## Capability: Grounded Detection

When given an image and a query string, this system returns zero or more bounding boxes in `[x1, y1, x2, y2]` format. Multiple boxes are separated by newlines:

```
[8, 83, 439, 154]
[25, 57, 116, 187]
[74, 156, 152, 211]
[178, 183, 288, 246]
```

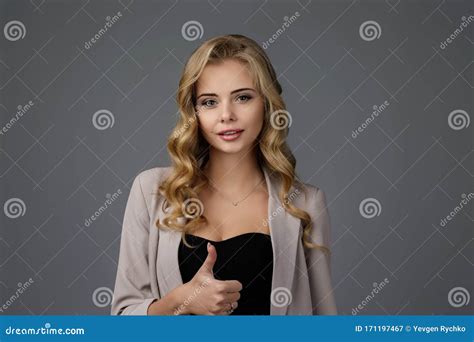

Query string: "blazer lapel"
[156, 166, 301, 315]
[263, 167, 301, 315]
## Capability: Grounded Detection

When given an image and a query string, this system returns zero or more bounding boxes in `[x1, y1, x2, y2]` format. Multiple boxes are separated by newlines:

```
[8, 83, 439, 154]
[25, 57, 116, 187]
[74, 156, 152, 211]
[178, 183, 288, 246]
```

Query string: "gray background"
[0, 0, 472, 315]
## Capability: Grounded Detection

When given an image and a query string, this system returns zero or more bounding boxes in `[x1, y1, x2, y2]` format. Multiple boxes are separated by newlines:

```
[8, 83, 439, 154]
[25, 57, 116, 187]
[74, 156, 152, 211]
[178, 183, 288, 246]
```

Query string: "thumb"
[199, 242, 217, 277]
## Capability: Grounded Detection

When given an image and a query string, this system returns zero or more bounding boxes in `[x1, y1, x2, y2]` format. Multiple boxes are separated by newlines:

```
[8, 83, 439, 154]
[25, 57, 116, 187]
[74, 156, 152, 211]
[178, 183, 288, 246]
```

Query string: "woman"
[111, 34, 337, 316]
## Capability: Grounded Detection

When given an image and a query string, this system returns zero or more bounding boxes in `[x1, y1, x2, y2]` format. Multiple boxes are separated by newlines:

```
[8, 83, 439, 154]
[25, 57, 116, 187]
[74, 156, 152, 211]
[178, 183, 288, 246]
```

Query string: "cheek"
[247, 103, 265, 131]
[197, 115, 215, 138]
[197, 114, 209, 129]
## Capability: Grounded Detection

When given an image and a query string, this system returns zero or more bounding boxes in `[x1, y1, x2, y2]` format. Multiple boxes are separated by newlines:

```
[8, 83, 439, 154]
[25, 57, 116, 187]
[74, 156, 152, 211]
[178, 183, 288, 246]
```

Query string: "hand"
[177, 242, 242, 315]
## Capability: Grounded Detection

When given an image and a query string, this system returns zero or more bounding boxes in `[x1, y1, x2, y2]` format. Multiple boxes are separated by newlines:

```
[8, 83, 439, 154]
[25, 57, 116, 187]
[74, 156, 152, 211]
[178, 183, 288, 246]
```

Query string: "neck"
[202, 147, 265, 193]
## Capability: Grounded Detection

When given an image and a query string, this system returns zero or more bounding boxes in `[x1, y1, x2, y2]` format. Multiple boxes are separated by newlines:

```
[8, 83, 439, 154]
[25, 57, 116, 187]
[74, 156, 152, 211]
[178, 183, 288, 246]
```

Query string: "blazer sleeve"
[110, 173, 158, 315]
[305, 187, 338, 315]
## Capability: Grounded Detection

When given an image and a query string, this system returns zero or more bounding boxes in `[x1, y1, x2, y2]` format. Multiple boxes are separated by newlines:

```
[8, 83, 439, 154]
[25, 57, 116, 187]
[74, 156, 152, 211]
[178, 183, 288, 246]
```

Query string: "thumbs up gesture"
[179, 242, 242, 315]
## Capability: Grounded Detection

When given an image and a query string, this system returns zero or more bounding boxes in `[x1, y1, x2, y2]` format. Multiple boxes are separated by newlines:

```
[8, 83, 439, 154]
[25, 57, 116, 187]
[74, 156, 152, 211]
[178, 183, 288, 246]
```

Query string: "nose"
[219, 100, 236, 122]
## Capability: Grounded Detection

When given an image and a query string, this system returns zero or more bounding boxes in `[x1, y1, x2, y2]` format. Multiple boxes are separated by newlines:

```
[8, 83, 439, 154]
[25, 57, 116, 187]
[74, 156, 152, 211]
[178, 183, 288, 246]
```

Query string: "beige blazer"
[111, 166, 337, 315]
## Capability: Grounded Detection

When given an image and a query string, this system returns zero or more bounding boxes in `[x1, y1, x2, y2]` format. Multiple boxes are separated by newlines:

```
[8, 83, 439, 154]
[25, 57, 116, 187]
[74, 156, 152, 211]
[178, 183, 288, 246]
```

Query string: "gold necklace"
[208, 176, 265, 206]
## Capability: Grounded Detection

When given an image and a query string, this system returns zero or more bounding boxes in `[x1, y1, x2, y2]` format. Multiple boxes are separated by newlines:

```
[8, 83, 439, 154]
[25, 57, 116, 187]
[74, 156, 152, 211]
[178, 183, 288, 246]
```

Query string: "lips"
[218, 129, 244, 135]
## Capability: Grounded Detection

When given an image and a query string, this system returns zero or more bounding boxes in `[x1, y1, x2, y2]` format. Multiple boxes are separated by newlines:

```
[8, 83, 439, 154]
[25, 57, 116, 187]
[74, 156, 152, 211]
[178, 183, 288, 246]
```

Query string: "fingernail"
[207, 242, 211, 249]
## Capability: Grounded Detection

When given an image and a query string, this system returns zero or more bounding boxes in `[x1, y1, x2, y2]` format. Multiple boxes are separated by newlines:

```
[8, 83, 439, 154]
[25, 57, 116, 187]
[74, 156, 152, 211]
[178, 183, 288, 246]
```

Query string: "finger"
[222, 291, 240, 303]
[216, 279, 243, 292]
[217, 301, 239, 315]
[199, 242, 217, 275]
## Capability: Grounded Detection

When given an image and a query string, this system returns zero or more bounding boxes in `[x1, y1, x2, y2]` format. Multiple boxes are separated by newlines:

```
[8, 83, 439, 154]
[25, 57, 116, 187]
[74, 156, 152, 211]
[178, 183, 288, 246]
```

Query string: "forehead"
[196, 59, 255, 94]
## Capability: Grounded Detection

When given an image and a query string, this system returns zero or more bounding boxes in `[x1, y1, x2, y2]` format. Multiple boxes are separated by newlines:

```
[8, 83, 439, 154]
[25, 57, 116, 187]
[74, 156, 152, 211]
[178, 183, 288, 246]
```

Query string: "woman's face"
[195, 59, 265, 155]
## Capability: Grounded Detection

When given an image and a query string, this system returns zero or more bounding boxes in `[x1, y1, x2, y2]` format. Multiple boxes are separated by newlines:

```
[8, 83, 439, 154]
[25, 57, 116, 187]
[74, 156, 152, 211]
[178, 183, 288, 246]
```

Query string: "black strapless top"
[178, 232, 273, 315]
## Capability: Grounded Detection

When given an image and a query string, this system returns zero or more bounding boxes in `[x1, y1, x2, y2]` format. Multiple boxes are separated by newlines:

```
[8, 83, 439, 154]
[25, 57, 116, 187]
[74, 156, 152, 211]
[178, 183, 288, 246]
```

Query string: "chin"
[216, 145, 245, 154]
[211, 140, 249, 154]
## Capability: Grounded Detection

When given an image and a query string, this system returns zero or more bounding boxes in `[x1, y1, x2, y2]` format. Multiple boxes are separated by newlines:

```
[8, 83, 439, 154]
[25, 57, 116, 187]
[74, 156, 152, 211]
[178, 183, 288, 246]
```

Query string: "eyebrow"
[196, 88, 256, 100]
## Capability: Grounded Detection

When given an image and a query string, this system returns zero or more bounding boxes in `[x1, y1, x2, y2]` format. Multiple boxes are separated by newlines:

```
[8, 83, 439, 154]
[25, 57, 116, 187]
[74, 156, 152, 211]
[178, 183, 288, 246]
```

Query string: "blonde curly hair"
[157, 34, 330, 256]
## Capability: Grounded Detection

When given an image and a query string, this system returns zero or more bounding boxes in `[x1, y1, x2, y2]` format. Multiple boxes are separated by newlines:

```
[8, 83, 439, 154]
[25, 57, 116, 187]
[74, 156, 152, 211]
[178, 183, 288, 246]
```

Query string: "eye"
[201, 99, 217, 108]
[236, 94, 252, 103]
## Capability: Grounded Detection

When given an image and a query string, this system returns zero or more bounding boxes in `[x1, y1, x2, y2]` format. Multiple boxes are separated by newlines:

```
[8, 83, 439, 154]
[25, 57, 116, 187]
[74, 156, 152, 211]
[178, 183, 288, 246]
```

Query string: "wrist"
[147, 284, 190, 315]
[147, 299, 158, 315]
[171, 283, 191, 315]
